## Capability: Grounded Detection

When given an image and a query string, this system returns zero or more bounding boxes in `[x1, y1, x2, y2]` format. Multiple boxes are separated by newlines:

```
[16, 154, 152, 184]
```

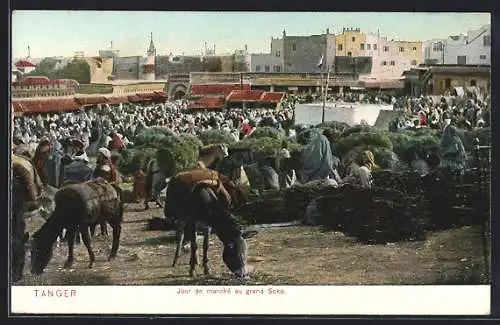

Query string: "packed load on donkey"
[30, 178, 124, 275]
[164, 167, 257, 278]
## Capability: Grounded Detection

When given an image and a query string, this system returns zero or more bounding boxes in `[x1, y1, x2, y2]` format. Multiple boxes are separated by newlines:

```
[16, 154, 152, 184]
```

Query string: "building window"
[255, 65, 261, 72]
[382, 61, 387, 66]
[470, 80, 477, 87]
[274, 65, 281, 72]
[352, 37, 356, 42]
[338, 44, 343, 51]
[457, 55, 467, 65]
[412, 47, 417, 51]
[276, 51, 281, 57]
[367, 44, 371, 50]
[373, 44, 378, 50]
[390, 61, 395, 66]
[265, 65, 270, 72]
[347, 52, 352, 56]
[292, 44, 296, 51]
[399, 47, 404, 52]
[411, 60, 417, 65]
[445, 78, 452, 89]
[480, 55, 487, 60]
[383, 46, 389, 52]
[360, 43, 365, 50]
[483, 35, 491, 46]
[433, 43, 443, 51]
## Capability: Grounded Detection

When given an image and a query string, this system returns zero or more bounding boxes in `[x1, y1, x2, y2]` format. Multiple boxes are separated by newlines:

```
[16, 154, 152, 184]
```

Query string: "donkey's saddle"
[58, 178, 119, 222]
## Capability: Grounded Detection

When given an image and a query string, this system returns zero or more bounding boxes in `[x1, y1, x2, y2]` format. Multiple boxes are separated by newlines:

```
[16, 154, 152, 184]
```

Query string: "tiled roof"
[127, 95, 142, 102]
[226, 90, 266, 102]
[105, 96, 130, 105]
[74, 96, 108, 106]
[12, 98, 81, 114]
[188, 96, 225, 109]
[15, 59, 37, 68]
[261, 92, 286, 103]
[136, 92, 156, 99]
[153, 91, 167, 98]
[12, 76, 67, 87]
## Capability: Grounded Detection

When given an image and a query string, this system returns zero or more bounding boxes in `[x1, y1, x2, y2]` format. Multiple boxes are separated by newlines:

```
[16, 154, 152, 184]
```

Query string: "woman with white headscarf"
[93, 147, 120, 183]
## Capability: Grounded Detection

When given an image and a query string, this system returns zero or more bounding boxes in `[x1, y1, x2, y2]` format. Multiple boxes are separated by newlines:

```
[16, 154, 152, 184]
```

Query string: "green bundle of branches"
[156, 135, 200, 177]
[116, 147, 158, 176]
[249, 126, 285, 140]
[231, 137, 302, 164]
[387, 132, 440, 164]
[133, 127, 174, 147]
[340, 124, 377, 137]
[341, 145, 402, 171]
[198, 129, 236, 146]
[335, 131, 393, 157]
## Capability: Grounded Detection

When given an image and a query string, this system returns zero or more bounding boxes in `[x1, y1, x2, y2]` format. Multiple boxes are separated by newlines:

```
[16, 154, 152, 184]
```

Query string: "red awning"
[226, 90, 265, 102]
[105, 96, 130, 105]
[128, 95, 142, 102]
[188, 96, 225, 110]
[13, 98, 81, 114]
[154, 91, 167, 98]
[136, 92, 156, 100]
[261, 92, 286, 103]
[191, 84, 251, 97]
[74, 96, 108, 106]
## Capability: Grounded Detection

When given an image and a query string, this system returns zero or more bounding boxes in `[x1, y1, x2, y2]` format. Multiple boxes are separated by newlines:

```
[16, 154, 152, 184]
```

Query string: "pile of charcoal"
[235, 190, 288, 224]
[371, 169, 425, 196]
[422, 168, 490, 230]
[283, 180, 341, 221]
[316, 185, 427, 244]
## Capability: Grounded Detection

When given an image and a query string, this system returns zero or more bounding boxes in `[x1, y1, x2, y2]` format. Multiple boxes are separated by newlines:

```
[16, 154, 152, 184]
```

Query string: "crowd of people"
[11, 89, 491, 282]
[12, 90, 489, 191]
[391, 95, 490, 131]
[12, 100, 296, 156]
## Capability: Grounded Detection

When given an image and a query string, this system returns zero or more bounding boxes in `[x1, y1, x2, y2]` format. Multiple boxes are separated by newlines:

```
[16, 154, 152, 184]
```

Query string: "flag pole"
[320, 68, 324, 104]
[322, 64, 330, 123]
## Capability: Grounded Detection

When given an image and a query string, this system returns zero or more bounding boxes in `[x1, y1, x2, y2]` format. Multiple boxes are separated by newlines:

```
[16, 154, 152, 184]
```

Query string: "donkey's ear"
[242, 230, 258, 239]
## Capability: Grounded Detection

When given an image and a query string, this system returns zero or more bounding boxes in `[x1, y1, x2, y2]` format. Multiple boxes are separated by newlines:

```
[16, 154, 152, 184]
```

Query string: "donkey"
[165, 169, 256, 277]
[30, 178, 124, 275]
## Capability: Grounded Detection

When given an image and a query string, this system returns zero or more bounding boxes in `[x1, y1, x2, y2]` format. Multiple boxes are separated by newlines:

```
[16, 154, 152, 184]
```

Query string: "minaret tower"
[144, 32, 156, 80]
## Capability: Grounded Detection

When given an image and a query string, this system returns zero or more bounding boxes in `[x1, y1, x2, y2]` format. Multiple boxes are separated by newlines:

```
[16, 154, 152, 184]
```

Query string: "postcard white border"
[11, 285, 490, 315]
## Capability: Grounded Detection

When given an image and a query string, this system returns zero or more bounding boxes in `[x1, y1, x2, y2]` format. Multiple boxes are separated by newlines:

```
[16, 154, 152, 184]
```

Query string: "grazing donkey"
[30, 178, 124, 275]
[165, 168, 257, 277]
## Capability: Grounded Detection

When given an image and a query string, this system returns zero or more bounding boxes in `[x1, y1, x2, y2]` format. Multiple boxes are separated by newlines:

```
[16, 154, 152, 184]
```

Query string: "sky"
[11, 11, 491, 59]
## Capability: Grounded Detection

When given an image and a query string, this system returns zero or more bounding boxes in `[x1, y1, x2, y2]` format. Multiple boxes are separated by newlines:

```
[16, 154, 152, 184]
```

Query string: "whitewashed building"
[250, 53, 276, 72]
[424, 24, 491, 65]
[249, 37, 284, 72]
[372, 37, 423, 79]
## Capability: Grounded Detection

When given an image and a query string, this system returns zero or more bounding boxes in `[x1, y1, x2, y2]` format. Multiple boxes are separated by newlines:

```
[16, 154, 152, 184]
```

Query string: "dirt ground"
[18, 199, 490, 286]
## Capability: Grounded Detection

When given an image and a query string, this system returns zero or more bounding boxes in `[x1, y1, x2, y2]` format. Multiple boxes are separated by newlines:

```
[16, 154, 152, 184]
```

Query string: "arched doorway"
[173, 90, 186, 99]
[170, 84, 187, 100]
